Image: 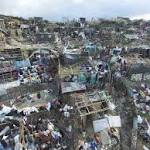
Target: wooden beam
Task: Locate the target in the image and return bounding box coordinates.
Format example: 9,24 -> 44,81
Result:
79,107 -> 109,117
75,100 -> 107,109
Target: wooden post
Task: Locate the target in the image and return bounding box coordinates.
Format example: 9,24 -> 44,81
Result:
81,116 -> 87,129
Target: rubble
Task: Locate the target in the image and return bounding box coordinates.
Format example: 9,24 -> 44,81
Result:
0,14 -> 150,149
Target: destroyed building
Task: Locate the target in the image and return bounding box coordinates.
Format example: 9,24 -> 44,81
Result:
35,33 -> 55,43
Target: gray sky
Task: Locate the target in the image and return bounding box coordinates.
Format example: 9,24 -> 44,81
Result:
0,0 -> 150,20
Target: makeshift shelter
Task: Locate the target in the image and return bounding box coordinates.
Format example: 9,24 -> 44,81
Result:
84,43 -> 97,55
62,47 -> 82,65
112,48 -> 122,55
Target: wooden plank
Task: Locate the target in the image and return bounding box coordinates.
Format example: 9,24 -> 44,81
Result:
75,100 -> 107,109
86,106 -> 90,113
79,107 -> 109,117
91,104 -> 98,111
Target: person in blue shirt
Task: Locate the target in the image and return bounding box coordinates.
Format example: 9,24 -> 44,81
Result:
90,141 -> 97,150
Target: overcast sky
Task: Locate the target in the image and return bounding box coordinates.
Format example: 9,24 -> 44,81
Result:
0,0 -> 150,21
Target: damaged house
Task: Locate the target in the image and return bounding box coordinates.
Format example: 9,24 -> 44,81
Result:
35,33 -> 55,43
0,48 -> 24,83
128,46 -> 150,58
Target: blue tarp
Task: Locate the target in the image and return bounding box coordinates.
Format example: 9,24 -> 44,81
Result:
14,59 -> 31,69
85,43 -> 97,55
